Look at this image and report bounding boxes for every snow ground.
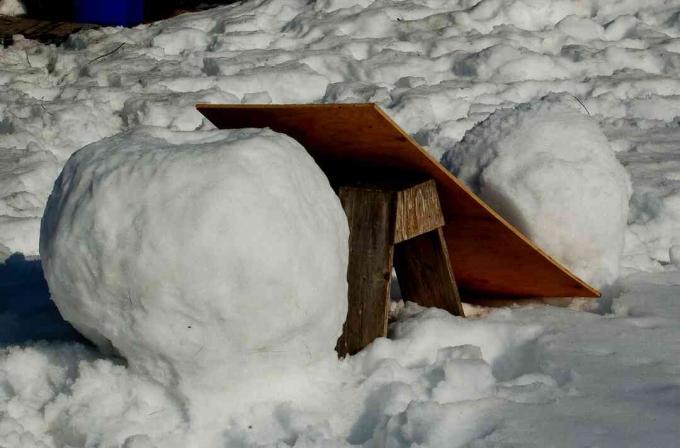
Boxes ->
[3,272,680,447]
[2,0,680,446]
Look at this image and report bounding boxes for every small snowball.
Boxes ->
[442,95,631,289]
[40,127,349,420]
[431,346,496,402]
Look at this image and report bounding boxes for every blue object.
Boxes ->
[74,0,144,27]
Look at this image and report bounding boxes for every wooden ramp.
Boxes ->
[196,103,600,302]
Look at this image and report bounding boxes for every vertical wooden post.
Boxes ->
[336,186,396,357]
[336,179,464,358]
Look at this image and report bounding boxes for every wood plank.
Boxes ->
[0,16,95,45]
[196,103,600,302]
[48,22,90,38]
[394,179,444,243]
[336,185,395,357]
[394,228,464,316]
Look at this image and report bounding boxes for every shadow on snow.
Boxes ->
[0,253,86,346]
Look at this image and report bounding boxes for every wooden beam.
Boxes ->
[394,228,464,316]
[394,179,444,243]
[336,185,396,357]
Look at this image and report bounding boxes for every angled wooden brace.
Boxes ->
[336,180,464,357]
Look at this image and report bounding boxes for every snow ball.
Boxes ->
[442,95,631,289]
[40,127,349,416]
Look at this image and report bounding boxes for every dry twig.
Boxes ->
[569,94,591,116]
[87,42,125,65]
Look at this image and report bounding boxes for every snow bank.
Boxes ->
[442,96,631,289]
[39,127,349,423]
[1,304,553,447]
[1,0,680,268]
[0,0,24,16]
[5,280,680,447]
[0,342,185,448]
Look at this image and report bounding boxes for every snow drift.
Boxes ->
[39,127,349,423]
[442,96,631,289]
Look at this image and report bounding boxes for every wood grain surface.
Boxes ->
[394,227,465,316]
[336,185,395,356]
[393,179,444,243]
[196,103,600,302]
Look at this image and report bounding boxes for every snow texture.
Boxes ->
[2,0,680,446]
[442,95,632,289]
[4,281,680,447]
[0,0,679,275]
[39,127,349,425]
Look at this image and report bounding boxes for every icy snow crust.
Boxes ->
[39,127,349,425]
[3,0,680,446]
[442,96,632,289]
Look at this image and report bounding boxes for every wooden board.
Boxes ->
[196,103,600,302]
[393,179,444,244]
[394,227,464,316]
[1,16,96,45]
[336,185,395,356]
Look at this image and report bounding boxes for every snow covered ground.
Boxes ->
[2,0,680,446]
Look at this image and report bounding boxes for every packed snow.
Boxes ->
[442,95,632,289]
[39,126,349,428]
[2,0,680,446]
[1,0,680,272]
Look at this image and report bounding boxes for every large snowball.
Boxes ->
[40,127,348,417]
[442,96,631,289]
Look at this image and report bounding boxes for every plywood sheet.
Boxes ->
[196,103,599,301]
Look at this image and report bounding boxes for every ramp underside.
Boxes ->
[197,103,599,301]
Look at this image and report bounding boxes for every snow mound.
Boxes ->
[0,0,25,16]
[442,96,631,289]
[39,127,349,421]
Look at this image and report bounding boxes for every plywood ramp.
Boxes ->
[196,103,599,302]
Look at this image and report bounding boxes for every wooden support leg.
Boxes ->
[394,227,465,317]
[336,186,395,357]
[336,179,464,357]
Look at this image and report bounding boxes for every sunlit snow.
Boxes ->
[2,0,680,447]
